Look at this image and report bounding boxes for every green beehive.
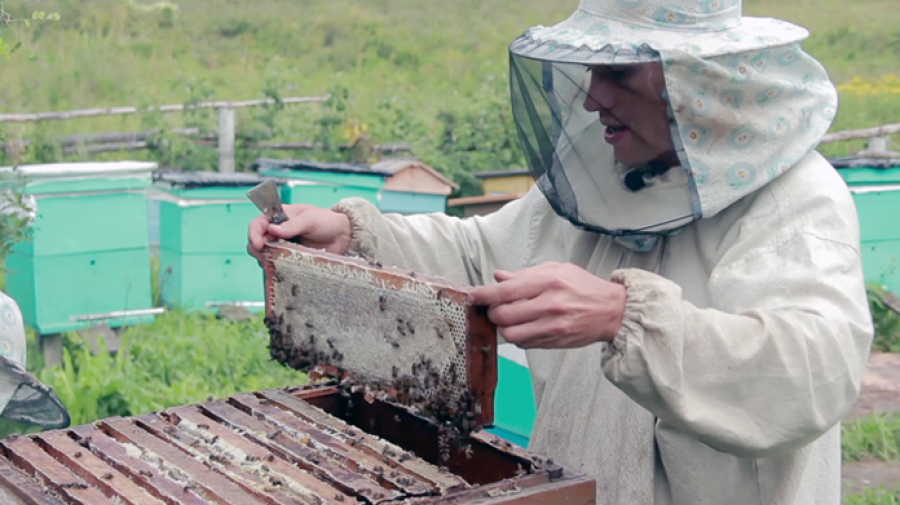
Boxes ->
[0,161,159,334]
[153,170,281,312]
[252,158,388,208]
[833,157,900,293]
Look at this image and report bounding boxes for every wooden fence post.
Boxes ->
[218,107,235,173]
[870,136,891,153]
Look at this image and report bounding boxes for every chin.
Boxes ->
[613,150,648,168]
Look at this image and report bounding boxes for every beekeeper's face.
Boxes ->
[583,62,676,168]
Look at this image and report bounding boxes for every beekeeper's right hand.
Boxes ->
[247,204,352,264]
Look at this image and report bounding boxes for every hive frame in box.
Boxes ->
[0,384,596,504]
[260,241,499,434]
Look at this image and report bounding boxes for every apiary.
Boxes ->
[0,383,595,504]
[0,241,596,504]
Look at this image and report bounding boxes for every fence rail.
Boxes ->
[819,123,900,144]
[0,94,415,170]
[2,96,897,169]
[0,96,330,123]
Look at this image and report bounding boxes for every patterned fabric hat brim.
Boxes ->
[509,6,811,65]
[505,0,839,247]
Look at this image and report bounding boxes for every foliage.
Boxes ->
[846,488,900,505]
[867,283,900,353]
[843,413,900,462]
[0,1,60,60]
[0,0,894,197]
[26,310,306,429]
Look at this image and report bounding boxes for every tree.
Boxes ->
[0,1,60,59]
[0,2,51,266]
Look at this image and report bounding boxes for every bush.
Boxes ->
[868,283,900,353]
[0,309,308,433]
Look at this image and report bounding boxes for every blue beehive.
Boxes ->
[151,170,286,312]
[253,158,458,215]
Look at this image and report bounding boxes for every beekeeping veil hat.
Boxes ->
[509,0,838,251]
[0,291,70,429]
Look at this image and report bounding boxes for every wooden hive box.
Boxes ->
[0,384,595,504]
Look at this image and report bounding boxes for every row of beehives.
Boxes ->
[0,158,541,451]
[0,158,466,335]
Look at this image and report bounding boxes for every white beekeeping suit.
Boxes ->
[322,0,872,503]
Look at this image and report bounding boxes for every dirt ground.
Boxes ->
[844,353,900,496]
[849,353,900,420]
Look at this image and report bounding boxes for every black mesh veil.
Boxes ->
[509,53,698,237]
[0,355,71,429]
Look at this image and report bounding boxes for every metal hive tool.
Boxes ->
[260,241,498,436]
[0,384,597,504]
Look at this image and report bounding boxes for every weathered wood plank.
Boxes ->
[133,413,306,505]
[469,476,596,505]
[200,400,400,503]
[100,417,262,505]
[69,424,209,505]
[821,123,900,144]
[34,430,165,505]
[1,435,117,505]
[263,388,469,492]
[0,96,329,123]
[230,393,432,496]
[0,456,65,505]
[165,405,350,505]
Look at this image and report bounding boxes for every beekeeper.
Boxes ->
[248,0,873,503]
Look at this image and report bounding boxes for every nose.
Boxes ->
[583,71,618,113]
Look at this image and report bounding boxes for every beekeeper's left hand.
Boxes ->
[469,262,626,349]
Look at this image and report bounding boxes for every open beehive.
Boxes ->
[260,241,498,436]
[0,384,596,504]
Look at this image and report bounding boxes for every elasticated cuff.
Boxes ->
[331,198,381,261]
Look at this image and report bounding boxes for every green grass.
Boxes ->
[846,488,900,505]
[0,308,307,437]
[0,0,897,180]
[843,414,900,462]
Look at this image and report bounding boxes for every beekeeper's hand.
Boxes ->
[247,204,352,263]
[469,262,626,349]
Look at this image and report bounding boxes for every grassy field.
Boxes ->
[0,1,899,503]
[0,0,898,184]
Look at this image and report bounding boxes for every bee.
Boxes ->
[290,284,299,296]
[435,327,445,339]
[378,294,387,311]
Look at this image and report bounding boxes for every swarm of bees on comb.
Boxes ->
[260,242,499,440]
